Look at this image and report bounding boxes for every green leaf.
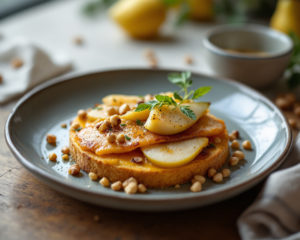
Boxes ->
[135,103,151,112]
[173,92,183,101]
[155,95,177,106]
[75,127,82,132]
[180,106,196,120]
[125,135,131,141]
[175,1,190,26]
[120,123,126,127]
[93,106,103,110]
[288,73,300,89]
[136,120,143,126]
[192,87,212,99]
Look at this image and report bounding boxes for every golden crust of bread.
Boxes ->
[70,129,229,188]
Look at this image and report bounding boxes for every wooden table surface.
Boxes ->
[0,104,263,240]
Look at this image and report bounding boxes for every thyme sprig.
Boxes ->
[135,71,211,119]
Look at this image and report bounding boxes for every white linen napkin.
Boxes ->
[0,35,72,103]
[238,133,300,240]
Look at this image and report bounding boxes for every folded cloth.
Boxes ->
[0,36,72,103]
[238,133,300,240]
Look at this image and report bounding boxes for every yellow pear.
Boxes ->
[270,0,300,37]
[187,0,214,21]
[142,137,209,168]
[144,102,210,135]
[109,0,167,39]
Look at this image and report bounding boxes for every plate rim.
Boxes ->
[5,67,293,204]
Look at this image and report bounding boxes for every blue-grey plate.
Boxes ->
[5,69,292,211]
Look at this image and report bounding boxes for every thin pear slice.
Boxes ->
[144,102,210,135]
[141,137,209,168]
[121,109,150,121]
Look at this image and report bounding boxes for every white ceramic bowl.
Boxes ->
[203,24,293,88]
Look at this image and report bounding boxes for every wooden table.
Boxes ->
[0,103,263,240]
[0,1,295,239]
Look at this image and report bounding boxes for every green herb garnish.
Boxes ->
[287,32,300,88]
[136,120,144,126]
[120,123,126,127]
[125,135,131,141]
[93,106,103,110]
[135,71,211,119]
[75,127,82,132]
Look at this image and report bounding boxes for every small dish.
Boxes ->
[203,24,293,88]
[5,69,292,211]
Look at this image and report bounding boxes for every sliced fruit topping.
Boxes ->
[141,137,209,168]
[144,102,209,135]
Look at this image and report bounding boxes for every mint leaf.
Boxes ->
[125,135,131,141]
[180,106,196,120]
[192,87,212,99]
[135,103,151,112]
[173,92,183,101]
[136,120,143,126]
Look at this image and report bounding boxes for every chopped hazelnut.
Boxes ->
[213,173,223,183]
[124,182,138,194]
[294,106,300,117]
[77,109,87,120]
[232,150,245,160]
[288,118,297,129]
[119,104,130,115]
[106,106,118,116]
[61,123,67,128]
[184,55,193,65]
[222,168,231,178]
[149,58,158,68]
[229,130,239,141]
[61,146,70,155]
[11,58,24,69]
[122,177,138,188]
[107,134,116,144]
[0,74,3,84]
[231,140,240,149]
[98,120,111,133]
[144,49,155,58]
[207,168,217,178]
[138,184,147,193]
[73,36,84,45]
[46,134,56,146]
[174,184,181,189]
[48,153,57,162]
[229,156,239,166]
[190,181,202,192]
[214,137,221,144]
[71,123,80,131]
[117,134,126,144]
[111,181,122,191]
[68,164,80,176]
[89,172,98,181]
[62,154,69,161]
[193,175,206,184]
[110,115,121,127]
[131,157,143,164]
[99,177,110,187]
[242,140,252,150]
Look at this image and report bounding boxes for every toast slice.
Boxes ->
[70,128,229,188]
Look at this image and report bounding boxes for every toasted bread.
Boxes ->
[70,128,229,188]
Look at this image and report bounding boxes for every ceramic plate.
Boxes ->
[5,69,292,211]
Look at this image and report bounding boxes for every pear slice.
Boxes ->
[144,102,210,135]
[87,107,107,122]
[121,109,150,121]
[141,137,209,168]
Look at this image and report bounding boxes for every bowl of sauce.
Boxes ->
[203,24,293,88]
